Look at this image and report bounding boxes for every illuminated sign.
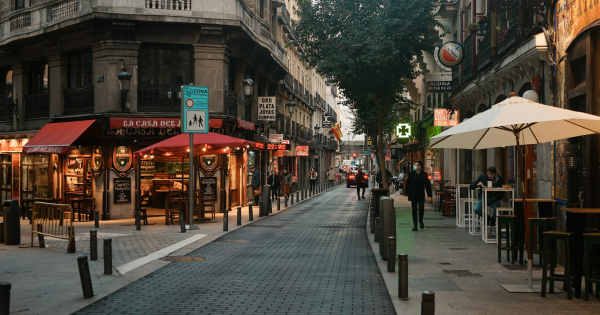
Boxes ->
[296,146,309,156]
[396,123,411,138]
[266,143,291,151]
[434,109,460,127]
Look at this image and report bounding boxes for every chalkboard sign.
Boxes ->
[114,178,131,204]
[200,177,217,201]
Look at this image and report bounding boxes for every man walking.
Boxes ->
[268,171,280,200]
[405,161,432,231]
[356,167,366,200]
[327,168,335,186]
[470,166,504,226]
[281,168,292,200]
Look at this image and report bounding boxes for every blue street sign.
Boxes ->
[365,150,371,156]
[182,86,209,133]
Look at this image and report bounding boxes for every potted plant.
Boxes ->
[468,23,479,33]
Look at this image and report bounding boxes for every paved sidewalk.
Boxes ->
[72,185,394,315]
[0,183,337,315]
[370,192,600,314]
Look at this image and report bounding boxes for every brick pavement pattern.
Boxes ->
[73,186,394,314]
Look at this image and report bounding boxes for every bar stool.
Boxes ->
[529,218,557,267]
[584,233,600,301]
[497,215,518,263]
[136,208,149,225]
[435,190,445,212]
[70,198,85,222]
[541,231,574,300]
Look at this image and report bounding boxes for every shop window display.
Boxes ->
[1,155,11,203]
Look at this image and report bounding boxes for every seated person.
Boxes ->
[470,166,504,226]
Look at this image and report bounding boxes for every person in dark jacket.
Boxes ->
[268,171,280,200]
[405,161,432,231]
[470,166,504,226]
[376,169,393,188]
[251,167,261,204]
[356,167,366,200]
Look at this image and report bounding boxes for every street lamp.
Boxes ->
[286,101,296,117]
[117,64,131,112]
[242,77,254,96]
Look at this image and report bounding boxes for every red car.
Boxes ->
[347,171,369,188]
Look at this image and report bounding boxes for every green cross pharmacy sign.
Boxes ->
[396,123,411,138]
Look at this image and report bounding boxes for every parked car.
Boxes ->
[347,171,369,188]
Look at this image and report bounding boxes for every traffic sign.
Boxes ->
[182,86,209,133]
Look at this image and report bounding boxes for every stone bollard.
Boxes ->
[237,207,242,226]
[388,237,396,272]
[135,211,141,231]
[277,198,280,211]
[77,255,94,298]
[0,282,11,315]
[249,204,253,221]
[37,223,45,248]
[223,209,229,231]
[374,217,380,242]
[94,210,99,228]
[67,227,76,253]
[104,239,112,275]
[398,254,409,300]
[421,291,435,315]
[90,230,97,261]
[179,210,186,233]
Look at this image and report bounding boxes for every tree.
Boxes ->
[295,0,442,188]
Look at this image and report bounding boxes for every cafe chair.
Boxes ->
[203,201,216,219]
[541,231,574,300]
[497,215,518,263]
[136,208,149,225]
[443,187,456,216]
[165,191,184,225]
[584,233,600,301]
[529,218,557,267]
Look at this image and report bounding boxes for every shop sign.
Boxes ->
[365,150,371,156]
[12,154,19,199]
[113,146,132,177]
[110,118,181,129]
[200,177,217,201]
[434,109,460,127]
[434,41,463,71]
[269,134,283,143]
[425,73,452,92]
[237,119,256,131]
[266,143,290,151]
[322,115,332,128]
[433,171,441,181]
[396,123,411,138]
[113,177,131,204]
[258,96,276,121]
[296,145,309,156]
[0,139,28,153]
[385,150,391,161]
[182,86,209,134]
[106,127,181,137]
[252,142,265,150]
[556,1,600,50]
[367,137,372,146]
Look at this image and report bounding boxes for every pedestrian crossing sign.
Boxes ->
[181,85,209,134]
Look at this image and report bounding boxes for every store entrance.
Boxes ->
[0,154,12,203]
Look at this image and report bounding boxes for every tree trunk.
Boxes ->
[375,105,388,190]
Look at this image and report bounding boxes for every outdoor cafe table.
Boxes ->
[558,208,600,299]
[510,199,557,265]
[455,184,471,228]
[481,187,514,244]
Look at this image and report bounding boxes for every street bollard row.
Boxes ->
[90,230,97,261]
[237,207,242,225]
[37,223,45,248]
[223,208,229,231]
[388,237,396,272]
[179,210,186,233]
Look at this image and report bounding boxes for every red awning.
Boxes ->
[23,120,96,154]
[110,117,223,129]
[134,132,250,157]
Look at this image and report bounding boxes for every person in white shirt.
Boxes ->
[309,168,318,193]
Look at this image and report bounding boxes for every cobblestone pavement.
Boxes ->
[73,186,395,315]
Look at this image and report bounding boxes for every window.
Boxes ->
[29,62,48,94]
[1,70,12,99]
[68,51,92,89]
[259,0,265,19]
[139,47,191,85]
[14,0,25,10]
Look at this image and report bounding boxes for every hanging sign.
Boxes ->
[113,146,132,177]
[296,145,309,156]
[396,123,411,138]
[322,115,332,128]
[426,73,453,92]
[434,109,460,127]
[258,96,276,121]
[269,134,283,143]
[182,85,209,133]
[113,178,131,204]
[434,41,463,71]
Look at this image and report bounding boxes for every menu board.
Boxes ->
[507,147,515,181]
[114,178,131,204]
[200,177,217,201]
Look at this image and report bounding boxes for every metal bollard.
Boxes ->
[301,190,304,200]
[285,196,288,207]
[0,222,3,243]
[249,204,253,221]
[398,254,409,300]
[94,210,99,228]
[277,198,280,211]
[0,282,11,315]
[77,255,94,298]
[421,291,435,314]
[237,207,242,226]
[135,211,141,231]
[67,227,76,253]
[388,237,396,272]
[309,189,312,197]
[223,209,228,231]
[37,223,45,248]
[374,217,380,242]
[296,192,299,203]
[370,207,376,233]
[259,200,264,217]
[291,193,294,205]
[104,238,112,275]
[90,230,97,261]
[179,210,186,233]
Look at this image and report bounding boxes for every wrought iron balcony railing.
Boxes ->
[64,86,94,115]
[0,98,15,123]
[137,84,180,112]
[24,93,49,119]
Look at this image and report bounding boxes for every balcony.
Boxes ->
[137,84,180,112]
[277,5,290,26]
[49,0,79,21]
[24,93,49,119]
[10,11,31,31]
[64,87,94,115]
[145,0,192,10]
[477,21,492,71]
[462,34,474,81]
[0,99,15,123]
[225,90,245,118]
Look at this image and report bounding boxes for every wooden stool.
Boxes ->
[541,231,574,300]
[497,215,518,263]
[70,198,85,222]
[136,208,149,225]
[435,190,445,212]
[529,217,556,267]
[584,233,600,301]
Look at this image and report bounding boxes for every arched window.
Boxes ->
[494,94,507,104]
[517,82,532,97]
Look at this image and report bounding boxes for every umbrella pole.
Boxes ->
[516,135,533,289]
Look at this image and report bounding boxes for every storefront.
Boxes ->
[0,137,31,205]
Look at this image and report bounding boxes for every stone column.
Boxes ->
[48,51,68,118]
[91,40,140,113]
[193,27,230,114]
[11,62,27,130]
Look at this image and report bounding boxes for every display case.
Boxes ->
[33,155,50,199]
[0,155,11,203]
[140,159,155,177]
[65,156,92,199]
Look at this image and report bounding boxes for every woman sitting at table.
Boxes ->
[470,166,504,227]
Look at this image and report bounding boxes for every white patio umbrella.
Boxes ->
[430,95,600,292]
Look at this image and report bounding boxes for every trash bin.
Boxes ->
[3,200,21,245]
[261,185,271,216]
[379,197,396,260]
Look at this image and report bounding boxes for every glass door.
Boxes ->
[34,155,50,199]
[0,154,12,203]
[21,155,34,201]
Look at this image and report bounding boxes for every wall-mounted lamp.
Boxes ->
[117,60,132,112]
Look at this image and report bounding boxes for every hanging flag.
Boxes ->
[331,124,343,141]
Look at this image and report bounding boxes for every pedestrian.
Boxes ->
[268,171,280,200]
[356,167,366,200]
[470,166,504,226]
[327,167,335,185]
[250,166,261,204]
[405,161,432,231]
[376,168,393,188]
[281,168,292,200]
[309,167,318,193]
